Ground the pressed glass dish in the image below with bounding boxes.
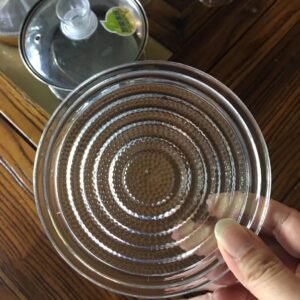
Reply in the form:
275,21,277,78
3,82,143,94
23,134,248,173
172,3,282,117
34,61,271,298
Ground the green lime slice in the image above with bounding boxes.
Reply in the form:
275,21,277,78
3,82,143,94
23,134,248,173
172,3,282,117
101,7,137,37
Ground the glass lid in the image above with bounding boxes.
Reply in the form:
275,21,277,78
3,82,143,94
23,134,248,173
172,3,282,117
0,0,37,37
34,61,271,298
20,0,148,89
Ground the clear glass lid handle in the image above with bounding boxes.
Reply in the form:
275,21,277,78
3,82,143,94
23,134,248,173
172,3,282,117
56,0,98,40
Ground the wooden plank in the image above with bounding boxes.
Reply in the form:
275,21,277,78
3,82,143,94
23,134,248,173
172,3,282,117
194,0,300,206
181,1,220,42
145,0,182,51
165,0,198,12
0,117,35,193
0,164,132,300
0,1,299,298
0,75,136,299
0,276,22,300
171,0,276,70
233,22,300,125
209,0,300,86
168,0,300,207
145,0,219,51
216,19,300,204
0,73,49,148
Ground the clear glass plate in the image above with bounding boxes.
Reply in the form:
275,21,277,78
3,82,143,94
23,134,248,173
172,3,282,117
34,61,271,298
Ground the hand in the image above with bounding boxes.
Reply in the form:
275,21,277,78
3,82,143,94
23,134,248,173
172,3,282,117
183,199,300,300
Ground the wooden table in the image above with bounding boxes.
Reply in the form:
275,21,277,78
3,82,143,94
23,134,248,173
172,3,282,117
0,0,299,299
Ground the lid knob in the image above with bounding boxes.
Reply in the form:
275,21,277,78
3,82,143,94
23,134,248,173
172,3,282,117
56,0,98,40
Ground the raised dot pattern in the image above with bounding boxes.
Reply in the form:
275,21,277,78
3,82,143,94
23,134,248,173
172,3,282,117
53,82,248,280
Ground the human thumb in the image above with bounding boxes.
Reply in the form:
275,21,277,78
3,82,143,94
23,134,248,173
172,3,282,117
214,219,300,300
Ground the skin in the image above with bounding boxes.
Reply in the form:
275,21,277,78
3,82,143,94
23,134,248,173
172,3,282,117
179,199,300,300
2,196,296,300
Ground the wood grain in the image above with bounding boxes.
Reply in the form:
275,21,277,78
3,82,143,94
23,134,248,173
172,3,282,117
145,0,219,52
208,4,300,204
0,0,299,299
0,117,35,193
165,0,198,12
172,0,276,70
181,2,219,43
0,276,21,300
0,74,49,148
0,167,131,300
209,0,300,86
0,76,134,300
146,0,182,51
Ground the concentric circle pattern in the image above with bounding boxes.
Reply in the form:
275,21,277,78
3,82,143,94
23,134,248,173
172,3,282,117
34,61,271,298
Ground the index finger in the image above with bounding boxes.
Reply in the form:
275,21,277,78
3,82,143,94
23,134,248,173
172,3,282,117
208,193,300,258
262,199,300,258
